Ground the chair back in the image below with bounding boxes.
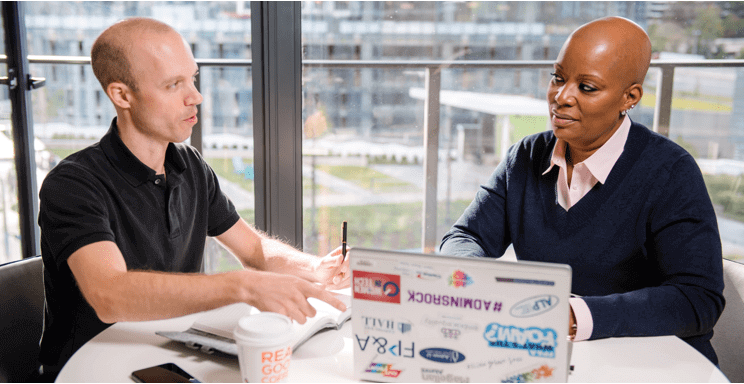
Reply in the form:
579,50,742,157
0,256,44,383
712,258,744,383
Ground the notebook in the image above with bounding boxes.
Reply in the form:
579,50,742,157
157,290,351,356
350,247,572,383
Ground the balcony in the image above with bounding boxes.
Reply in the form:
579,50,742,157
2,55,744,265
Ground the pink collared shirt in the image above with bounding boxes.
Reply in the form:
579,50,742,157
542,115,632,341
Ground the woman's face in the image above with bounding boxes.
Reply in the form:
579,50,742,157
546,37,631,152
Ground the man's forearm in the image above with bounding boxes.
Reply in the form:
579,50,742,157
259,238,319,282
89,269,247,323
216,219,320,282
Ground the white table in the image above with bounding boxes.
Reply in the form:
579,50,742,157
57,312,729,383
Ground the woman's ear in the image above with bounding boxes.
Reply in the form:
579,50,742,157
623,83,643,110
107,82,133,110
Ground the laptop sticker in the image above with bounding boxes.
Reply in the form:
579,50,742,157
353,271,401,304
483,323,558,358
510,295,560,318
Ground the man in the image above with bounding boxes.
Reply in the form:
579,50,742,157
440,17,724,363
37,18,348,379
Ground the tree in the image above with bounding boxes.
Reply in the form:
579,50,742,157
690,4,723,56
648,21,686,53
722,13,744,37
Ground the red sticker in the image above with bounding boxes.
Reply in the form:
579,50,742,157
353,271,401,304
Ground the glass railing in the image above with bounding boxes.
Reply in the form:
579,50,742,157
2,55,743,265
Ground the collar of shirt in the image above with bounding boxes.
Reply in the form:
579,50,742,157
100,117,187,187
542,115,632,184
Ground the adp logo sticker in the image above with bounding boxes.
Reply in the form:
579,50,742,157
448,270,473,288
353,271,401,303
419,348,466,364
510,295,560,318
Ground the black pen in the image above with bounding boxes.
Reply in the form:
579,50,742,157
342,221,347,261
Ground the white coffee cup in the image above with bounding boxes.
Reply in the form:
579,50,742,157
234,313,294,383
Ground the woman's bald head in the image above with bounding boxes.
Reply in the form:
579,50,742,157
563,17,652,87
91,17,175,93
547,17,651,156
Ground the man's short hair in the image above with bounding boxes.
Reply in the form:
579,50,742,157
91,38,138,92
90,18,174,93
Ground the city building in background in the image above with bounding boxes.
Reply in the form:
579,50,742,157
1,1,743,264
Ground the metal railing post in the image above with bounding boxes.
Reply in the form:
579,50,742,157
422,66,441,253
653,65,675,137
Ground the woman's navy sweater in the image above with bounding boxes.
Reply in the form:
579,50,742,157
440,121,725,364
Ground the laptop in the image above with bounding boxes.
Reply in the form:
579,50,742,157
349,247,572,383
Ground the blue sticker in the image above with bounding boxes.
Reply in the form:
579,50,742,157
419,348,466,364
483,323,557,358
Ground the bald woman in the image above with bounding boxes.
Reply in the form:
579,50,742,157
441,17,724,364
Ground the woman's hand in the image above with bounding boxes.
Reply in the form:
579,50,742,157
569,306,577,340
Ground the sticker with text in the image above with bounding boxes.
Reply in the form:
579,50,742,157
417,271,442,281
466,356,523,371
501,364,556,383
355,335,416,358
365,362,402,378
361,315,413,334
483,323,557,358
510,295,560,318
448,270,473,288
409,290,502,312
421,368,469,383
494,277,554,286
354,271,401,303
419,348,466,364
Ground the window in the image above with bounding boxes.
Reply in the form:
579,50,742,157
4,1,743,266
300,1,744,263
0,15,23,263
23,2,255,271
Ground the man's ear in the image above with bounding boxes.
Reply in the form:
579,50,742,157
623,83,643,110
107,82,133,109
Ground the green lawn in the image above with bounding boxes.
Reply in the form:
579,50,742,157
49,148,80,161
302,199,471,256
210,199,471,272
207,157,255,193
640,93,731,112
704,174,744,223
510,115,548,142
315,164,418,193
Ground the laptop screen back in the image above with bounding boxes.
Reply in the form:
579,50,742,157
350,247,572,383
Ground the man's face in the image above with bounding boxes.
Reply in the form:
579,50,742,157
127,31,202,144
546,35,629,150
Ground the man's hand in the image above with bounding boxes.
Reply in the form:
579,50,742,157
242,270,347,323
311,246,351,290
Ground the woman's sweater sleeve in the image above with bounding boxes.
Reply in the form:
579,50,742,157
584,154,725,341
440,149,513,259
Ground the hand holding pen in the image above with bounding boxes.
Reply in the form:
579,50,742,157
342,221,347,261
326,221,350,289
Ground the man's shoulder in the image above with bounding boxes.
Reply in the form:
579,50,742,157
169,142,208,170
43,143,106,183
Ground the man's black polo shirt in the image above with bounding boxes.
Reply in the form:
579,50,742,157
37,118,240,369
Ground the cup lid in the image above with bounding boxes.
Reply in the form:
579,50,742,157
234,313,293,345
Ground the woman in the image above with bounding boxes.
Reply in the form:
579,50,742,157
439,16,725,364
